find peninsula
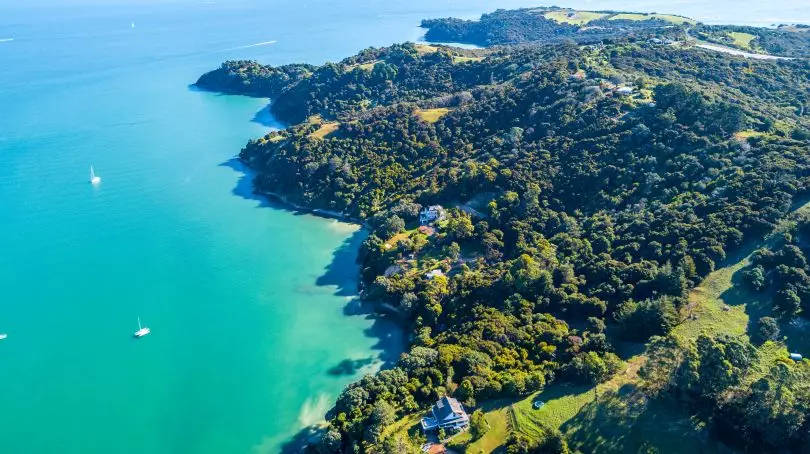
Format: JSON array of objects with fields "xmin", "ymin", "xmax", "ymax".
[{"xmin": 198, "ymin": 7, "xmax": 810, "ymax": 453}]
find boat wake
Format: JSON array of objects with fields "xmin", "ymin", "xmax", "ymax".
[
  {"xmin": 224, "ymin": 40, "xmax": 276, "ymax": 51},
  {"xmin": 0, "ymin": 38, "xmax": 14, "ymax": 43}
]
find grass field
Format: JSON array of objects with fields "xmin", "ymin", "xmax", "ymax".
[
  {"xmin": 734, "ymin": 130, "xmax": 768, "ymax": 140},
  {"xmin": 729, "ymin": 31, "xmax": 757, "ymax": 49},
  {"xmin": 414, "ymin": 44, "xmax": 439, "ymax": 55},
  {"xmin": 384, "ymin": 228, "xmax": 420, "ymax": 249},
  {"xmin": 452, "ymin": 56, "xmax": 484, "ymax": 64},
  {"xmin": 447, "ymin": 401, "xmax": 513, "ymax": 453},
  {"xmin": 415, "ymin": 108, "xmax": 451, "ymax": 123},
  {"xmin": 347, "ymin": 60, "xmax": 380, "ymax": 71},
  {"xmin": 609, "ymin": 12, "xmax": 696, "ymax": 25},
  {"xmin": 309, "ymin": 122, "xmax": 339, "ymax": 139},
  {"xmin": 543, "ymin": 10, "xmax": 607, "ymax": 25}
]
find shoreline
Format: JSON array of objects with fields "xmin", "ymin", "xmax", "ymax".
[
  {"xmin": 243, "ymin": 166, "xmax": 412, "ymax": 324},
  {"xmin": 256, "ymin": 188, "xmax": 358, "ymax": 223}
]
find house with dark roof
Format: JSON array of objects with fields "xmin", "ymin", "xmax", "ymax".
[{"xmin": 420, "ymin": 396, "xmax": 470, "ymax": 432}]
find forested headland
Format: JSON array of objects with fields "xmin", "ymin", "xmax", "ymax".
[{"xmin": 198, "ymin": 7, "xmax": 810, "ymax": 453}]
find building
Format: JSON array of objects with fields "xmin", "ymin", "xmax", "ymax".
[
  {"xmin": 790, "ymin": 353, "xmax": 803, "ymax": 361},
  {"xmin": 616, "ymin": 86, "xmax": 634, "ymax": 96},
  {"xmin": 420, "ymin": 205, "xmax": 446, "ymax": 225},
  {"xmin": 420, "ymin": 396, "xmax": 470, "ymax": 432}
]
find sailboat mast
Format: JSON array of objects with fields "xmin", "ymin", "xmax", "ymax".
[
  {"xmin": 90, "ymin": 166, "xmax": 95, "ymax": 179},
  {"xmin": 138, "ymin": 317, "xmax": 141, "ymax": 330}
]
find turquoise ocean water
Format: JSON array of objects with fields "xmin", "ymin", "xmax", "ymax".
[{"xmin": 0, "ymin": 1, "xmax": 808, "ymax": 453}]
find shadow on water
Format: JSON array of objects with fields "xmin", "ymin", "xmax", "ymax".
[
  {"xmin": 322, "ymin": 230, "xmax": 404, "ymax": 370},
  {"xmin": 251, "ymin": 104, "xmax": 285, "ymax": 128},
  {"xmin": 221, "ymin": 158, "xmax": 404, "ymax": 362},
  {"xmin": 327, "ymin": 357, "xmax": 376, "ymax": 376},
  {"xmin": 189, "ymin": 84, "xmax": 281, "ymax": 128},
  {"xmin": 221, "ymin": 155, "xmax": 406, "ymax": 451},
  {"xmin": 278, "ymin": 425, "xmax": 325, "ymax": 454}
]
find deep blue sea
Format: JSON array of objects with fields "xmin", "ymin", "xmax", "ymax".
[{"xmin": 0, "ymin": 0, "xmax": 807, "ymax": 453}]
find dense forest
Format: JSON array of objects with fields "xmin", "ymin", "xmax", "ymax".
[
  {"xmin": 419, "ymin": 8, "xmax": 689, "ymax": 47},
  {"xmin": 198, "ymin": 9, "xmax": 810, "ymax": 454}
]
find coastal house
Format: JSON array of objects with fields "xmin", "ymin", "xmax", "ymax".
[
  {"xmin": 790, "ymin": 353, "xmax": 803, "ymax": 361},
  {"xmin": 420, "ymin": 396, "xmax": 470, "ymax": 433},
  {"xmin": 420, "ymin": 205, "xmax": 446, "ymax": 225}
]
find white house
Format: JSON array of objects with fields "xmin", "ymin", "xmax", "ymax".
[
  {"xmin": 420, "ymin": 396, "xmax": 470, "ymax": 432},
  {"xmin": 420, "ymin": 205, "xmax": 446, "ymax": 225}
]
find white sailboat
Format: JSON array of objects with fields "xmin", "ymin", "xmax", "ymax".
[
  {"xmin": 0, "ymin": 334, "xmax": 7, "ymax": 340},
  {"xmin": 134, "ymin": 317, "xmax": 150, "ymax": 338},
  {"xmin": 89, "ymin": 166, "xmax": 101, "ymax": 184},
  {"xmin": 131, "ymin": 21, "xmax": 136, "ymax": 29}
]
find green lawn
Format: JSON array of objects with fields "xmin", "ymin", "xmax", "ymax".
[
  {"xmin": 415, "ymin": 108, "xmax": 451, "ymax": 123},
  {"xmin": 381, "ymin": 413, "xmax": 423, "ymax": 443},
  {"xmin": 452, "ymin": 56, "xmax": 484, "ymax": 64},
  {"xmin": 734, "ymin": 130, "xmax": 769, "ymax": 140},
  {"xmin": 543, "ymin": 10, "xmax": 608, "ymax": 26},
  {"xmin": 309, "ymin": 122, "xmax": 340, "ymax": 139},
  {"xmin": 414, "ymin": 44, "xmax": 439, "ymax": 55},
  {"xmin": 447, "ymin": 401, "xmax": 513, "ymax": 453},
  {"xmin": 347, "ymin": 60, "xmax": 380, "ymax": 71},
  {"xmin": 729, "ymin": 31, "xmax": 757, "ymax": 49},
  {"xmin": 609, "ymin": 12, "xmax": 695, "ymax": 25}
]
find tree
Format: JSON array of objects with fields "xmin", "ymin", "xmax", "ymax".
[
  {"xmin": 365, "ymin": 400, "xmax": 397, "ymax": 443},
  {"xmin": 567, "ymin": 351, "xmax": 623, "ymax": 384},
  {"xmin": 742, "ymin": 265, "xmax": 766, "ymax": 292},
  {"xmin": 774, "ymin": 288, "xmax": 801, "ymax": 316},
  {"xmin": 446, "ymin": 242, "xmax": 461, "ymax": 261},
  {"xmin": 446, "ymin": 211, "xmax": 474, "ymax": 240},
  {"xmin": 378, "ymin": 433, "xmax": 421, "ymax": 454},
  {"xmin": 695, "ymin": 335, "xmax": 758, "ymax": 399},
  {"xmin": 380, "ymin": 215, "xmax": 406, "ymax": 237},
  {"xmin": 587, "ymin": 317, "xmax": 606, "ymax": 333},
  {"xmin": 470, "ymin": 409, "xmax": 490, "ymax": 440},
  {"xmin": 614, "ymin": 297, "xmax": 678, "ymax": 341},
  {"xmin": 757, "ymin": 316, "xmax": 780, "ymax": 342},
  {"xmin": 504, "ymin": 426, "xmax": 570, "ymax": 454},
  {"xmin": 639, "ymin": 335, "xmax": 688, "ymax": 394},
  {"xmin": 320, "ymin": 428, "xmax": 342, "ymax": 453},
  {"xmin": 455, "ymin": 379, "xmax": 475, "ymax": 406}
]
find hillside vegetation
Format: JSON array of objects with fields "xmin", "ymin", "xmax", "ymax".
[
  {"xmin": 197, "ymin": 8, "xmax": 810, "ymax": 453},
  {"xmin": 419, "ymin": 8, "xmax": 686, "ymax": 47}
]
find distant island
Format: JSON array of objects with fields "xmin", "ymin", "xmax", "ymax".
[
  {"xmin": 198, "ymin": 6, "xmax": 810, "ymax": 454},
  {"xmin": 419, "ymin": 7, "xmax": 810, "ymax": 57}
]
